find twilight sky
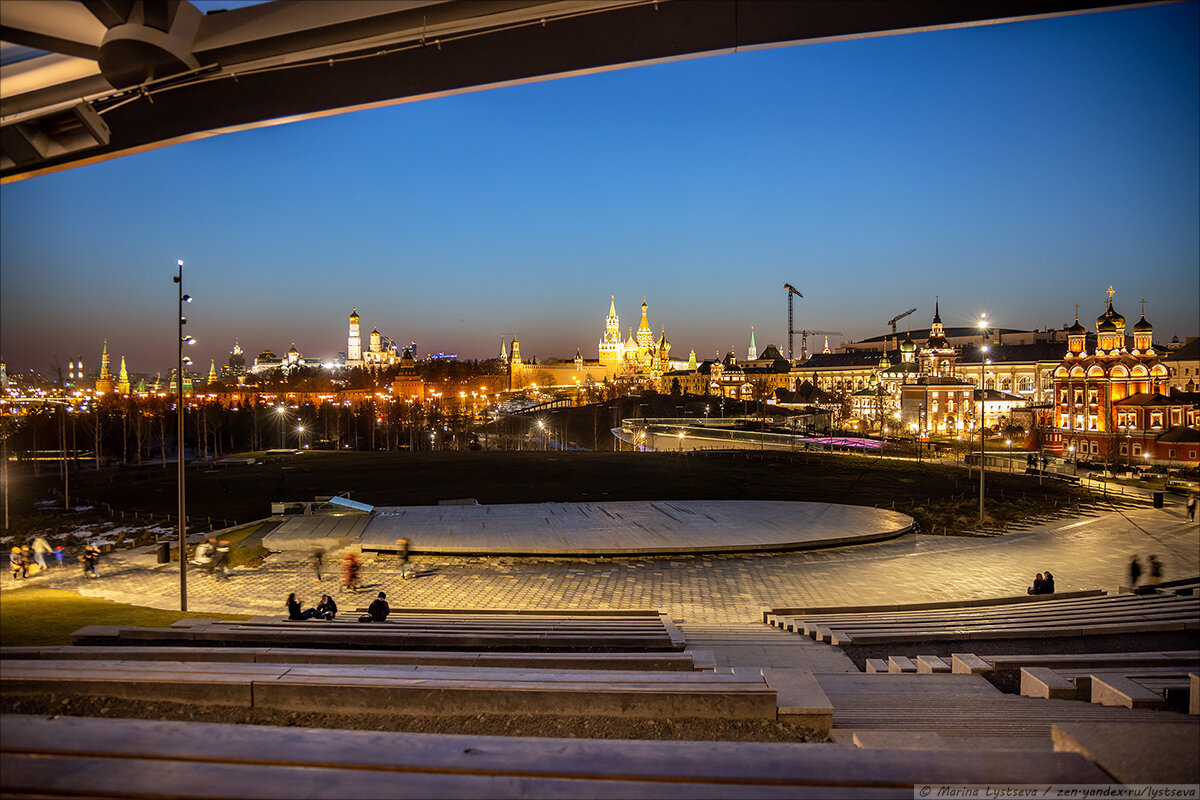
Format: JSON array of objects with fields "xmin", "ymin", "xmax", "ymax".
[{"xmin": 2, "ymin": 1, "xmax": 1197, "ymax": 376}]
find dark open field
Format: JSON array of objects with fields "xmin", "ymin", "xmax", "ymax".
[{"xmin": 8, "ymin": 450, "xmax": 1093, "ymax": 538}]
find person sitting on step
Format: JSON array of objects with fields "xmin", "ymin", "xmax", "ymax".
[
  {"xmin": 285, "ymin": 593, "xmax": 317, "ymax": 620},
  {"xmin": 1040, "ymin": 570, "xmax": 1055, "ymax": 594},
  {"xmin": 359, "ymin": 591, "xmax": 390, "ymax": 623},
  {"xmin": 1027, "ymin": 572, "xmax": 1044, "ymax": 595},
  {"xmin": 314, "ymin": 594, "xmax": 338, "ymax": 620}
]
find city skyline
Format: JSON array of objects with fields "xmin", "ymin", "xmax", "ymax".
[{"xmin": 1, "ymin": 2, "xmax": 1197, "ymax": 374}]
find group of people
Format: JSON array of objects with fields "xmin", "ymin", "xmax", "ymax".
[
  {"xmin": 1027, "ymin": 570, "xmax": 1056, "ymax": 595},
  {"xmin": 189, "ymin": 538, "xmax": 231, "ymax": 580},
  {"xmin": 285, "ymin": 592, "xmax": 339, "ymax": 620},
  {"xmin": 9, "ymin": 537, "xmax": 67, "ymax": 579},
  {"xmin": 284, "ymin": 591, "xmax": 389, "ymax": 623},
  {"xmin": 1129, "ymin": 554, "xmax": 1163, "ymax": 588}
]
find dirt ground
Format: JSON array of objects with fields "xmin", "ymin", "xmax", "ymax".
[{"xmin": 0, "ymin": 693, "xmax": 829, "ymax": 743}]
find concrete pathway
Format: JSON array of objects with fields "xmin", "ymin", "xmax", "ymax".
[{"xmin": 5, "ymin": 504, "xmax": 1195, "ymax": 629}]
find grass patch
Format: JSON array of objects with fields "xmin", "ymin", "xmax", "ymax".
[{"xmin": 0, "ymin": 587, "xmax": 250, "ymax": 647}]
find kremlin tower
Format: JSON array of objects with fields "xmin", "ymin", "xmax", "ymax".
[
  {"xmin": 94, "ymin": 341, "xmax": 115, "ymax": 394},
  {"xmin": 116, "ymin": 356, "xmax": 130, "ymax": 395},
  {"xmin": 347, "ymin": 306, "xmax": 362, "ymax": 365}
]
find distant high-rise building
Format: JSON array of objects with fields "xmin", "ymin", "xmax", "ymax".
[{"xmin": 225, "ymin": 338, "xmax": 246, "ymax": 376}]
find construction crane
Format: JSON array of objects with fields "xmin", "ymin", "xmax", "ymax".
[
  {"xmin": 784, "ymin": 283, "xmax": 803, "ymax": 360},
  {"xmin": 798, "ymin": 330, "xmax": 842, "ymax": 361},
  {"xmin": 886, "ymin": 308, "xmax": 917, "ymax": 337}
]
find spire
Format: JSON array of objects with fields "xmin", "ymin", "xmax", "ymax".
[
  {"xmin": 748, "ymin": 326, "xmax": 757, "ymax": 360},
  {"xmin": 208, "ymin": 359, "xmax": 218, "ymax": 383},
  {"xmin": 608, "ymin": 295, "xmax": 617, "ymax": 318},
  {"xmin": 500, "ymin": 336, "xmax": 508, "ymax": 362},
  {"xmin": 116, "ymin": 356, "xmax": 130, "ymax": 394},
  {"xmin": 932, "ymin": 296, "xmax": 941, "ymax": 324},
  {"xmin": 823, "ymin": 336, "xmax": 830, "ymax": 354},
  {"xmin": 95, "ymin": 340, "xmax": 115, "ymax": 394}
]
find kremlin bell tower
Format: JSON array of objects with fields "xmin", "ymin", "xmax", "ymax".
[
  {"xmin": 95, "ymin": 341, "xmax": 115, "ymax": 394},
  {"xmin": 347, "ymin": 306, "xmax": 362, "ymax": 365}
]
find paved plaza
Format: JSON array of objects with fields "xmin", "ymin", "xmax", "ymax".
[
  {"xmin": 268, "ymin": 500, "xmax": 913, "ymax": 556},
  {"xmin": 5, "ymin": 502, "xmax": 1196, "ymax": 627}
]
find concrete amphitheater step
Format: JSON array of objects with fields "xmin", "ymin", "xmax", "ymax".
[
  {"xmin": 679, "ymin": 624, "xmax": 857, "ymax": 672},
  {"xmin": 815, "ymin": 672, "xmax": 1190, "ymax": 740}
]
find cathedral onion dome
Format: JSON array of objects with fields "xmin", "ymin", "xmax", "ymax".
[
  {"xmin": 878, "ymin": 353, "xmax": 891, "ymax": 371},
  {"xmin": 1096, "ymin": 301, "xmax": 1124, "ymax": 331},
  {"xmin": 900, "ymin": 336, "xmax": 916, "ymax": 354},
  {"xmin": 288, "ymin": 342, "xmax": 299, "ymax": 355},
  {"xmin": 349, "ymin": 307, "xmax": 359, "ymax": 322},
  {"xmin": 1067, "ymin": 317, "xmax": 1087, "ymax": 335},
  {"xmin": 1133, "ymin": 314, "xmax": 1152, "ymax": 333}
]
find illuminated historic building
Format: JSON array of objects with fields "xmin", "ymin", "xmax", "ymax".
[
  {"xmin": 598, "ymin": 297, "xmax": 624, "ymax": 368},
  {"xmin": 94, "ymin": 341, "xmax": 115, "ymax": 394},
  {"xmin": 1047, "ymin": 288, "xmax": 1188, "ymax": 464},
  {"xmin": 390, "ymin": 348, "xmax": 425, "ymax": 400},
  {"xmin": 251, "ymin": 343, "xmax": 324, "ymax": 375},
  {"xmin": 116, "ymin": 356, "xmax": 130, "ymax": 395},
  {"xmin": 347, "ymin": 306, "xmax": 362, "ymax": 365}
]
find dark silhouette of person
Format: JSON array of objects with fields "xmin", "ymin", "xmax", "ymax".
[
  {"xmin": 359, "ymin": 591, "xmax": 390, "ymax": 623},
  {"xmin": 1028, "ymin": 573, "xmax": 1044, "ymax": 595},
  {"xmin": 342, "ymin": 554, "xmax": 359, "ymax": 592},
  {"xmin": 1148, "ymin": 555, "xmax": 1162, "ymax": 586},
  {"xmin": 314, "ymin": 594, "xmax": 338, "ymax": 620},
  {"xmin": 286, "ymin": 593, "xmax": 317, "ymax": 620},
  {"xmin": 1129, "ymin": 556, "xmax": 1142, "ymax": 589},
  {"xmin": 1041, "ymin": 571, "xmax": 1055, "ymax": 594}
]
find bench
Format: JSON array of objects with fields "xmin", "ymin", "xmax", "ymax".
[
  {"xmin": 916, "ymin": 655, "xmax": 951, "ymax": 674},
  {"xmin": 1089, "ymin": 675, "xmax": 1173, "ymax": 709},
  {"xmin": 887, "ymin": 656, "xmax": 916, "ymax": 674},
  {"xmin": 0, "ymin": 659, "xmax": 778, "ymax": 720},
  {"xmin": 0, "ymin": 714, "xmax": 1114, "ymax": 797}
]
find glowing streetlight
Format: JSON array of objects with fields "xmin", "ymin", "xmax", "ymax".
[{"xmin": 173, "ymin": 258, "xmax": 194, "ymax": 611}]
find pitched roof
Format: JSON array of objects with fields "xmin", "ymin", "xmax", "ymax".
[{"xmin": 1163, "ymin": 338, "xmax": 1200, "ymax": 362}]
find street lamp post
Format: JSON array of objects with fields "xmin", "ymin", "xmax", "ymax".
[
  {"xmin": 174, "ymin": 259, "xmax": 194, "ymax": 612},
  {"xmin": 978, "ymin": 314, "xmax": 989, "ymax": 523}
]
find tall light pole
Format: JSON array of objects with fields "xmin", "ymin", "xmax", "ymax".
[
  {"xmin": 174, "ymin": 259, "xmax": 194, "ymax": 611},
  {"xmin": 978, "ymin": 313, "xmax": 989, "ymax": 523}
]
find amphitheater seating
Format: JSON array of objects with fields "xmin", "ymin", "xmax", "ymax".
[
  {"xmin": 764, "ymin": 592, "xmax": 1199, "ymax": 645},
  {"xmin": 0, "ymin": 658, "xmax": 777, "ymax": 719},
  {"xmin": 1, "ymin": 645, "xmax": 713, "ymax": 671},
  {"xmin": 0, "ymin": 714, "xmax": 1115, "ymax": 798},
  {"xmin": 71, "ymin": 610, "xmax": 686, "ymax": 651}
]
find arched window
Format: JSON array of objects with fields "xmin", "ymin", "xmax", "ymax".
[
  {"xmin": 1001, "ymin": 378, "xmax": 1012, "ymax": 391},
  {"xmin": 985, "ymin": 377, "xmax": 995, "ymax": 390},
  {"xmin": 1018, "ymin": 376, "xmax": 1034, "ymax": 393}
]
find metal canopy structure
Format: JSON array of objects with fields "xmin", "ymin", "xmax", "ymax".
[{"xmin": 1, "ymin": 0, "xmax": 1153, "ymax": 182}]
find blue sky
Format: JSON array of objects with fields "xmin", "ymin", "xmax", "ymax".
[{"xmin": 2, "ymin": 1, "xmax": 1197, "ymax": 374}]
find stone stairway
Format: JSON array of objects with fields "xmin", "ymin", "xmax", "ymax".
[
  {"xmin": 679, "ymin": 622, "xmax": 857, "ymax": 672},
  {"xmin": 817, "ymin": 672, "xmax": 1190, "ymax": 745}
]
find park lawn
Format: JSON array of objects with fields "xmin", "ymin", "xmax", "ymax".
[{"xmin": 0, "ymin": 587, "xmax": 250, "ymax": 647}]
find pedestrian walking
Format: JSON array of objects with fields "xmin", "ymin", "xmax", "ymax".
[
  {"xmin": 31, "ymin": 536, "xmax": 52, "ymax": 571},
  {"xmin": 9, "ymin": 547, "xmax": 23, "ymax": 580},
  {"xmin": 1148, "ymin": 555, "xmax": 1162, "ymax": 586},
  {"xmin": 19, "ymin": 546, "xmax": 32, "ymax": 577},
  {"xmin": 310, "ymin": 546, "xmax": 325, "ymax": 582},
  {"xmin": 212, "ymin": 541, "xmax": 231, "ymax": 581},
  {"xmin": 53, "ymin": 546, "xmax": 65, "ymax": 568},
  {"xmin": 80, "ymin": 546, "xmax": 99, "ymax": 579},
  {"xmin": 1129, "ymin": 555, "xmax": 1142, "ymax": 589},
  {"xmin": 342, "ymin": 553, "xmax": 359, "ymax": 592},
  {"xmin": 1187, "ymin": 494, "xmax": 1197, "ymax": 522}
]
